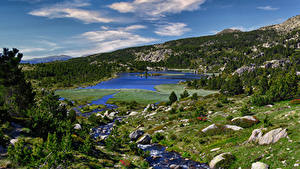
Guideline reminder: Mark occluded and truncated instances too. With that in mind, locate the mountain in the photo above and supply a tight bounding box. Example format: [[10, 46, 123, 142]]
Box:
[[24, 14, 300, 88], [260, 15, 300, 32], [21, 55, 72, 64], [216, 28, 242, 35]]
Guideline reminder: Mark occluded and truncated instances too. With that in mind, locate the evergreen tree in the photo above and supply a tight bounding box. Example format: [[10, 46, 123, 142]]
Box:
[[169, 91, 177, 104], [0, 48, 35, 116], [180, 90, 189, 99]]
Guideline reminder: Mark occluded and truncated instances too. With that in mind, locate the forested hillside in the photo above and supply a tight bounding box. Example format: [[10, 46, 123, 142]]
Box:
[[23, 16, 300, 89]]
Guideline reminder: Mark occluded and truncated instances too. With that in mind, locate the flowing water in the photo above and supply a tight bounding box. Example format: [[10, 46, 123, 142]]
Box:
[[75, 71, 209, 169]]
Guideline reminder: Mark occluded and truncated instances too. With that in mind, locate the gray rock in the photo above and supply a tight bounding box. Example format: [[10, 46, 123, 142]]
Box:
[[258, 128, 287, 145], [202, 124, 243, 133], [74, 124, 82, 130], [248, 129, 263, 143], [129, 111, 139, 116], [224, 125, 243, 131], [248, 128, 287, 145], [202, 124, 218, 133], [169, 164, 181, 169], [10, 138, 19, 145], [251, 162, 269, 169], [129, 130, 144, 141], [137, 134, 152, 145], [209, 152, 235, 169], [231, 116, 259, 128]]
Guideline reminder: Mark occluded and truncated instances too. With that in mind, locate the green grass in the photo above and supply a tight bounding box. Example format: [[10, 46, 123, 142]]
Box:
[[55, 84, 218, 105], [155, 84, 218, 96], [107, 89, 169, 105], [55, 89, 118, 103], [117, 94, 300, 168]]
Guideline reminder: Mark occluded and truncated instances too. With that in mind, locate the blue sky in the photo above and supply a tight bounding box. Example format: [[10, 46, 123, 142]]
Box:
[[0, 0, 299, 59]]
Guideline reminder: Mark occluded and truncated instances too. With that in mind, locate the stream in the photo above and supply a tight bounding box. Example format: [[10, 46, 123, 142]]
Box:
[[73, 71, 209, 168]]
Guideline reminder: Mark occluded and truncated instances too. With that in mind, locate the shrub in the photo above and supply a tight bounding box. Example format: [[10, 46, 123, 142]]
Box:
[[152, 132, 165, 143], [251, 94, 271, 106], [191, 93, 198, 100], [216, 102, 223, 108], [240, 105, 252, 116], [219, 96, 230, 104], [180, 90, 189, 99], [226, 115, 233, 121], [263, 115, 272, 127], [170, 134, 177, 140]]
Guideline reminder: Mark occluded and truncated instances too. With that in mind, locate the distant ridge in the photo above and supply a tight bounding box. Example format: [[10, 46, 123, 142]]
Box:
[[260, 15, 300, 32], [21, 55, 72, 64], [216, 29, 242, 35]]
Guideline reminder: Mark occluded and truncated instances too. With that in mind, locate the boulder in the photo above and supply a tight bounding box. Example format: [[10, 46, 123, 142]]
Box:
[[231, 116, 259, 128], [129, 111, 139, 116], [202, 124, 218, 133], [74, 124, 82, 130], [251, 162, 269, 169], [137, 134, 152, 145], [248, 128, 287, 145], [224, 125, 243, 131], [129, 130, 144, 141], [209, 152, 235, 169], [248, 129, 263, 143], [10, 138, 19, 145], [170, 164, 181, 169], [258, 128, 287, 145]]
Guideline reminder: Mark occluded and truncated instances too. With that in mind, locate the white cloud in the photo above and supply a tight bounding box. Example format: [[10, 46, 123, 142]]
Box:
[[65, 25, 157, 57], [20, 47, 46, 53], [257, 6, 279, 11], [109, 0, 206, 18], [155, 23, 190, 36], [29, 0, 114, 23]]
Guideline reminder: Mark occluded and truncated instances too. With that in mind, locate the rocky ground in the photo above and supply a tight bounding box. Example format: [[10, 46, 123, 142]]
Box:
[[116, 93, 300, 168]]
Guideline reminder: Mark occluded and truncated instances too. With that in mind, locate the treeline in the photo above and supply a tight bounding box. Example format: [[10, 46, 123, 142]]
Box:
[[187, 66, 299, 106], [25, 59, 116, 88]]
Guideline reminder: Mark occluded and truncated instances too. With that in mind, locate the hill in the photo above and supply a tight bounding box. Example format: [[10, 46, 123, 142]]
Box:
[[21, 55, 72, 64], [23, 14, 300, 88]]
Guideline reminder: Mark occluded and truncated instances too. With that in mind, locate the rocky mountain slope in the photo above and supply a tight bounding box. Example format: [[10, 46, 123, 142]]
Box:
[[260, 15, 300, 32]]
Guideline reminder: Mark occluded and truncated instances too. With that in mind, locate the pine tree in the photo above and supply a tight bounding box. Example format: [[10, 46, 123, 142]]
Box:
[[169, 91, 177, 104]]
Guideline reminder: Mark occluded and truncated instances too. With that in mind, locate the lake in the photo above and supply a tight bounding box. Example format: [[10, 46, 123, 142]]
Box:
[[80, 71, 202, 91]]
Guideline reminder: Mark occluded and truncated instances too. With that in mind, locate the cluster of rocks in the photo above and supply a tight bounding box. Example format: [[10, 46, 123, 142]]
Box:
[[135, 49, 172, 62], [208, 127, 288, 168], [129, 129, 152, 145]]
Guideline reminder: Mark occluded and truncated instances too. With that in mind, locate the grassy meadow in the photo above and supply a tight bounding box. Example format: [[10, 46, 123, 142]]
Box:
[[55, 84, 219, 105]]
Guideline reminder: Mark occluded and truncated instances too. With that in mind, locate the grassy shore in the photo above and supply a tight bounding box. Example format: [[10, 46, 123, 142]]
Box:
[[55, 84, 218, 105]]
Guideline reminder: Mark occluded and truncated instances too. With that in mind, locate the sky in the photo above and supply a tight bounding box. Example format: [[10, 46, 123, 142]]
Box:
[[0, 0, 299, 60]]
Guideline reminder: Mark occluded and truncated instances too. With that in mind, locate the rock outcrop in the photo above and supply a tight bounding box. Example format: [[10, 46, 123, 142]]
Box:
[[209, 152, 235, 169], [248, 128, 288, 145], [129, 130, 144, 141], [136, 49, 172, 62], [260, 15, 300, 32], [258, 128, 288, 145]]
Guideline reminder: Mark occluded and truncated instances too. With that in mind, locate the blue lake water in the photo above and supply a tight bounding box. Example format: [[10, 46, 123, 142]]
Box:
[[80, 71, 202, 91]]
